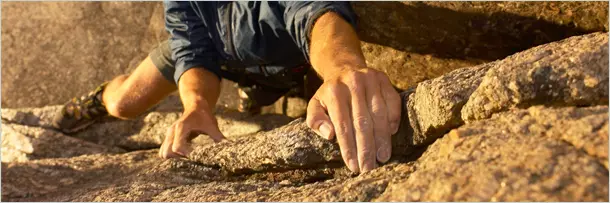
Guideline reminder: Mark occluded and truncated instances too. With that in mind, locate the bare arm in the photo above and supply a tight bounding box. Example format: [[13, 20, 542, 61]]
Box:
[[159, 68, 225, 158], [309, 12, 366, 80]]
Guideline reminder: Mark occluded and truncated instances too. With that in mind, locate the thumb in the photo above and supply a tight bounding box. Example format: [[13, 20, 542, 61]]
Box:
[[306, 97, 335, 140], [172, 122, 194, 157]]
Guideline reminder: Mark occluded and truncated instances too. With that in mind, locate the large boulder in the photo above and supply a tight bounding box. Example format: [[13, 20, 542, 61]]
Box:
[[401, 32, 608, 150], [380, 106, 608, 202]]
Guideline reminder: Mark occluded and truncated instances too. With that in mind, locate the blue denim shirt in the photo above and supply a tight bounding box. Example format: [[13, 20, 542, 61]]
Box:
[[164, 1, 358, 85]]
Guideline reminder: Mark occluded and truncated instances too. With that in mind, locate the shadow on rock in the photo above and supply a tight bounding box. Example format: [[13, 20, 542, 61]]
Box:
[[354, 2, 606, 61]]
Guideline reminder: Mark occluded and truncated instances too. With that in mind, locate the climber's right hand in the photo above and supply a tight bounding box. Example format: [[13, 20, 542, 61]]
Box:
[[159, 107, 226, 158]]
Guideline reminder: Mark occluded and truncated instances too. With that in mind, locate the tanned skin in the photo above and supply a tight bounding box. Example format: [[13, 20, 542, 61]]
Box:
[[103, 12, 400, 173]]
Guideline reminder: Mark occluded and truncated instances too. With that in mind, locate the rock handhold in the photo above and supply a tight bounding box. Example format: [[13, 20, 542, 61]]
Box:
[[401, 32, 609, 153], [461, 32, 609, 121], [189, 119, 343, 173], [405, 62, 493, 146]]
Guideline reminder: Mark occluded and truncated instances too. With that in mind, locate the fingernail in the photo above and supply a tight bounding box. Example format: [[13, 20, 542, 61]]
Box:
[[319, 123, 332, 139], [391, 122, 399, 135], [348, 159, 360, 173], [377, 147, 391, 163]]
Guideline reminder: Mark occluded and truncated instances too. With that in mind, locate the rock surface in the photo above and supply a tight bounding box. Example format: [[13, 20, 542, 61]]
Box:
[[1, 103, 295, 152], [1, 123, 125, 162], [403, 32, 609, 151], [461, 33, 609, 121], [189, 119, 343, 173], [380, 106, 608, 202], [2, 105, 607, 201], [354, 1, 608, 89], [1, 2, 167, 108]]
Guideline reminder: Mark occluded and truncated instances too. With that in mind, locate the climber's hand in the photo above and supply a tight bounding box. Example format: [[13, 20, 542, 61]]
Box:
[[159, 107, 225, 158], [306, 68, 401, 173]]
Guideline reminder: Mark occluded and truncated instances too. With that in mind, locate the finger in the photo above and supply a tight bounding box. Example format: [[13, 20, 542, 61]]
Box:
[[377, 72, 401, 134], [306, 97, 335, 140], [323, 83, 359, 173], [159, 126, 172, 158], [160, 124, 180, 159], [348, 72, 377, 172], [172, 121, 194, 157], [203, 124, 226, 143], [365, 71, 391, 163]]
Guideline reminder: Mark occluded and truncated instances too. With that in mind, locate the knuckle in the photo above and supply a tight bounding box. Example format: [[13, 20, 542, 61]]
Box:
[[373, 115, 388, 129], [326, 82, 343, 95], [370, 100, 386, 115], [335, 121, 351, 136], [358, 148, 377, 161], [353, 116, 372, 132], [346, 80, 363, 93], [344, 70, 360, 80]]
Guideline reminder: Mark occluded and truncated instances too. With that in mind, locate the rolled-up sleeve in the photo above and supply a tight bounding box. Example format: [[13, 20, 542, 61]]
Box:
[[164, 1, 221, 84], [281, 2, 358, 61]]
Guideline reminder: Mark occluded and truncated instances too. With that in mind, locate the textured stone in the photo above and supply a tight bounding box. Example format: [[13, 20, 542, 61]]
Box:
[[1, 123, 125, 162], [5, 106, 606, 202], [354, 1, 608, 90], [1, 148, 414, 202], [461, 32, 609, 121], [0, 104, 295, 151], [403, 32, 608, 150], [1, 2, 167, 108], [406, 61, 493, 145], [379, 106, 609, 202], [189, 119, 343, 173]]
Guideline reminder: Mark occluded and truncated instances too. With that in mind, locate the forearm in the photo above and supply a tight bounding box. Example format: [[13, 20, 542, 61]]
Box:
[[309, 12, 366, 81], [177, 68, 221, 112]]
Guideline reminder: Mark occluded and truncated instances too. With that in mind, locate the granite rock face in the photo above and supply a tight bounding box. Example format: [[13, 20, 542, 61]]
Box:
[[2, 106, 607, 201], [461, 33, 609, 121], [380, 106, 608, 202], [189, 119, 343, 173], [1, 2, 167, 108], [1, 123, 125, 162], [402, 32, 609, 152]]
